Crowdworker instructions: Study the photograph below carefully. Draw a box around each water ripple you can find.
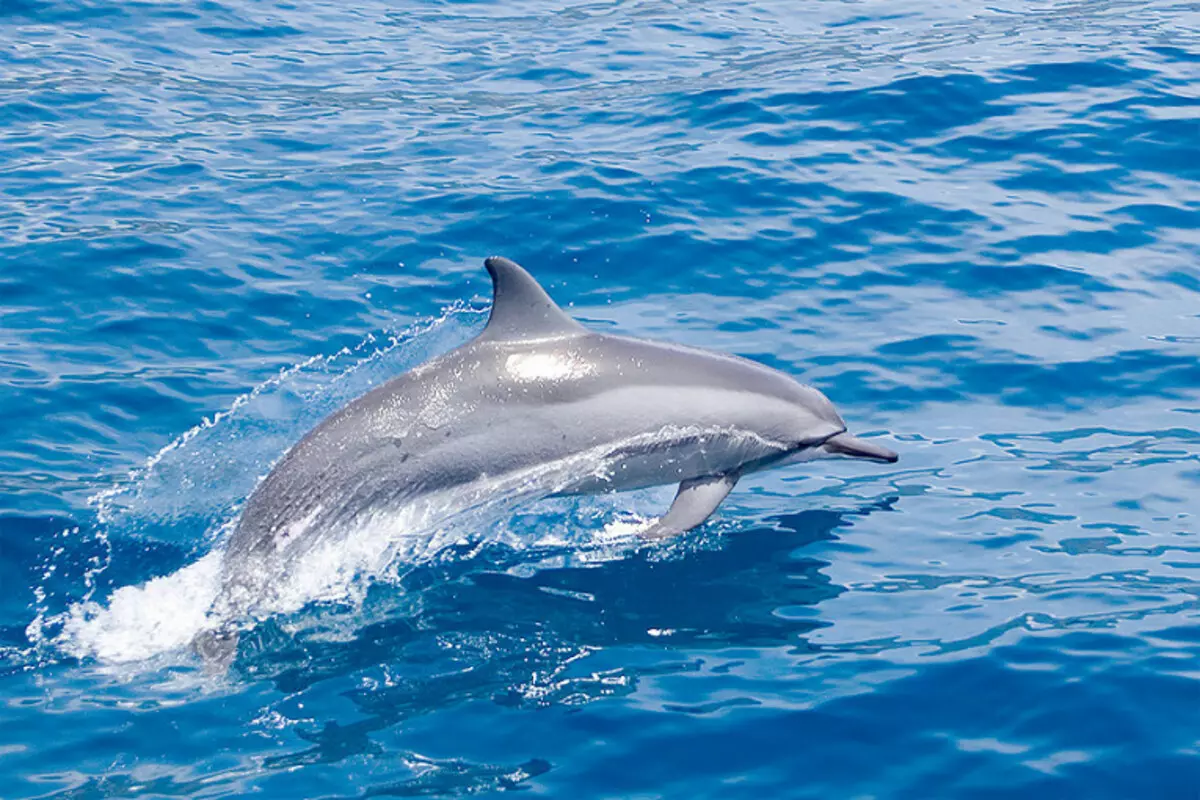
[2,0,1199,797]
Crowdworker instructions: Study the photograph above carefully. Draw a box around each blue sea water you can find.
[2,0,1199,796]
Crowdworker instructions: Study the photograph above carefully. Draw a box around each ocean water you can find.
[2,0,1199,796]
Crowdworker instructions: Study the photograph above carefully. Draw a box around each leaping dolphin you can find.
[199,257,897,657]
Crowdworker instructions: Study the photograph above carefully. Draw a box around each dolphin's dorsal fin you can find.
[481,256,583,340]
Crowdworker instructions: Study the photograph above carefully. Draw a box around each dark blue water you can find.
[2,0,1199,796]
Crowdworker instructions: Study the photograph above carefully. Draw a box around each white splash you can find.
[598,515,655,541]
[55,451,605,664]
[61,553,224,663]
[52,424,732,665]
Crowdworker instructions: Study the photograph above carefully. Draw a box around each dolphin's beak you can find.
[822,432,899,463]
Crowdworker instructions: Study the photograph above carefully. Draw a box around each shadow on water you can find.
[233,498,897,786]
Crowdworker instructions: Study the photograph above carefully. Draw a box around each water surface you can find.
[1,0,1198,797]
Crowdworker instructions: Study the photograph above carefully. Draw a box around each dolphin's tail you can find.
[192,627,240,675]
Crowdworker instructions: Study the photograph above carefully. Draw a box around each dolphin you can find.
[197,256,896,661]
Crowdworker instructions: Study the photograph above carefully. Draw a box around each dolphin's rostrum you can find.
[199,257,896,661]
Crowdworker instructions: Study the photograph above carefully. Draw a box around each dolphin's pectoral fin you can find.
[641,472,739,539]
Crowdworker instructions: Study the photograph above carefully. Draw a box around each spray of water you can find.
[27,305,485,665]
